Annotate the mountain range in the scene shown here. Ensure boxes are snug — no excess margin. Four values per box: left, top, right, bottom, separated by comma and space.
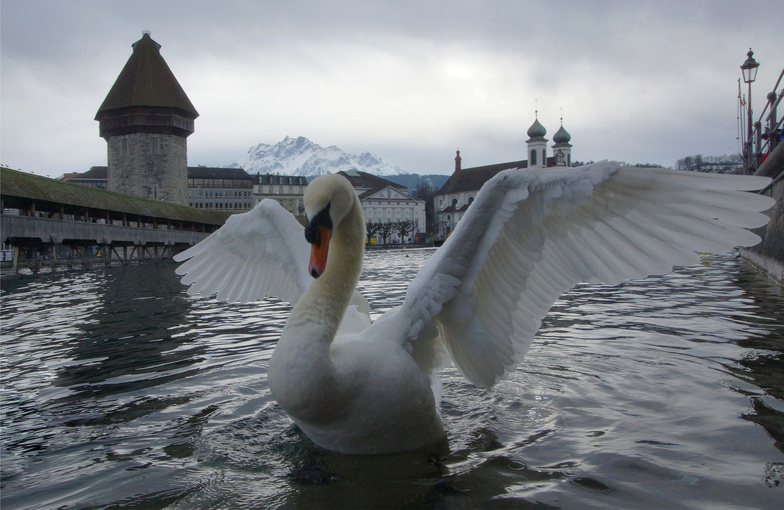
231, 136, 406, 178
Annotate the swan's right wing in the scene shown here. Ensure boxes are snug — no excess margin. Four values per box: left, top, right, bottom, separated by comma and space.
395, 162, 773, 387
174, 199, 312, 304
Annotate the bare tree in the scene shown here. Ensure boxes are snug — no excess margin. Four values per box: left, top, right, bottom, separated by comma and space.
376, 222, 395, 245
395, 219, 418, 244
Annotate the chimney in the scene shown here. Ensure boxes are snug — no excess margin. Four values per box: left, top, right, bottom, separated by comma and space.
455, 149, 462, 173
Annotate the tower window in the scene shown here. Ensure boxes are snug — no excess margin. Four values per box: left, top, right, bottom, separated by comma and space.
530, 149, 537, 166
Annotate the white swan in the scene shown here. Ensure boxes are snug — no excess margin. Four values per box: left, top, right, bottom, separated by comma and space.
174, 162, 773, 454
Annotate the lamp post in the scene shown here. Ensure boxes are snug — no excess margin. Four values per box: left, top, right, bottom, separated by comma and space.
740, 48, 760, 173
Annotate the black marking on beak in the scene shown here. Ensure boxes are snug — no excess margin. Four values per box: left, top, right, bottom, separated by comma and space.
305, 203, 332, 247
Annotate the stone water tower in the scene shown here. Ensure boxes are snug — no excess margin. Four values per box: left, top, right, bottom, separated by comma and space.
95, 32, 198, 205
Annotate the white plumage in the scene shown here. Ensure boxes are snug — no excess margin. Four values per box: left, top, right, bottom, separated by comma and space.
174, 161, 773, 454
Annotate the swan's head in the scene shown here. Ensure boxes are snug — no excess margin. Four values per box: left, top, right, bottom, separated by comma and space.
303, 174, 357, 278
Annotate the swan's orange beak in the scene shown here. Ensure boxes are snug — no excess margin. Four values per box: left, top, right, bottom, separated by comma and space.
309, 226, 330, 278
305, 204, 333, 278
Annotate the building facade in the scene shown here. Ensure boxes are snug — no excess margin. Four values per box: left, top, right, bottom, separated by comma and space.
253, 174, 308, 216
339, 171, 425, 243
435, 114, 572, 237
95, 32, 198, 206
188, 167, 254, 212
61, 167, 108, 189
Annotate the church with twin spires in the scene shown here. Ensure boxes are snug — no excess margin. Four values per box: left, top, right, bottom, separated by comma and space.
434, 113, 573, 237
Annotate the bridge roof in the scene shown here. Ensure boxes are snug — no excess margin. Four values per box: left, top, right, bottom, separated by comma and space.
1, 167, 228, 226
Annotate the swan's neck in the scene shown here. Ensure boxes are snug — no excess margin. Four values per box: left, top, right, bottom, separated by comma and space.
297, 197, 365, 339
269, 196, 365, 420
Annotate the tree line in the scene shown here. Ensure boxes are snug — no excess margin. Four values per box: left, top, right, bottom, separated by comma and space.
366, 219, 420, 245
572, 160, 665, 168
674, 154, 743, 174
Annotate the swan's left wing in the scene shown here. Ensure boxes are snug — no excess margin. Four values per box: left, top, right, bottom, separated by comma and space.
396, 162, 773, 388
174, 199, 312, 304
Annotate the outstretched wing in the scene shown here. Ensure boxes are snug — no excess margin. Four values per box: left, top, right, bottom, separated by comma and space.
174, 199, 312, 304
398, 162, 773, 387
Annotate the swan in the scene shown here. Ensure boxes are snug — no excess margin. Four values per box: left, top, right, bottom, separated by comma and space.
174, 162, 774, 455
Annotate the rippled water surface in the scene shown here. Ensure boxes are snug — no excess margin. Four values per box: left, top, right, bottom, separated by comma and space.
1, 249, 783, 509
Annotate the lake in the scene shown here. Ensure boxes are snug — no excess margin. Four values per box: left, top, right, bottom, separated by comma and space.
1, 248, 783, 509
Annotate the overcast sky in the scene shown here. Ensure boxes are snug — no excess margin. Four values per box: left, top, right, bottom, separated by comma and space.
2, 0, 782, 178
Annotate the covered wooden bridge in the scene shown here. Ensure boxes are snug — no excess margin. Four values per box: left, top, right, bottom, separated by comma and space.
1, 167, 230, 272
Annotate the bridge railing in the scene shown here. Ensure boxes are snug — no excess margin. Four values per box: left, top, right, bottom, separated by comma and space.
1, 215, 211, 246
745, 67, 784, 175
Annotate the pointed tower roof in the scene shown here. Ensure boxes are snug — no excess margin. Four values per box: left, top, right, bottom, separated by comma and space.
96, 32, 198, 118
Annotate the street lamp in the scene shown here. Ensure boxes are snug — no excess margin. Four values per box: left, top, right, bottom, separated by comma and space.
741, 48, 760, 173
741, 49, 759, 84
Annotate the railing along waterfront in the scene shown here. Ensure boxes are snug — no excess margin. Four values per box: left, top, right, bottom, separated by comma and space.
743, 66, 784, 176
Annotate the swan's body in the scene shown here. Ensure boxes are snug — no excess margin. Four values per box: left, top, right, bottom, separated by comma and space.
267, 178, 444, 452
175, 162, 774, 454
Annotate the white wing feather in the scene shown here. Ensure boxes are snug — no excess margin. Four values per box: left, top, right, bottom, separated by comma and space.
174, 199, 312, 304
398, 162, 773, 387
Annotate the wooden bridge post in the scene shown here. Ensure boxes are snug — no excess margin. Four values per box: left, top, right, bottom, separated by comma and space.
12, 246, 20, 273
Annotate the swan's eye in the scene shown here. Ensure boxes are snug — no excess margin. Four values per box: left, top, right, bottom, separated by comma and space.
305, 203, 332, 247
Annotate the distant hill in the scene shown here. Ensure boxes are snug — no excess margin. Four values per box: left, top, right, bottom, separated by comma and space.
386, 173, 450, 194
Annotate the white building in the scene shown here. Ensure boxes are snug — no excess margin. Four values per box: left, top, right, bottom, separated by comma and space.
340, 170, 426, 244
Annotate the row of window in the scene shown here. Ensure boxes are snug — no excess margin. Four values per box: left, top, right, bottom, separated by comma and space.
258, 176, 307, 186
438, 196, 475, 208
365, 208, 418, 217
190, 190, 252, 198
188, 178, 254, 188
189, 202, 253, 211
365, 200, 417, 206
254, 185, 305, 195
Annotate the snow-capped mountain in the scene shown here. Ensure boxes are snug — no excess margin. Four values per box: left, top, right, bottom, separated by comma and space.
233, 136, 406, 177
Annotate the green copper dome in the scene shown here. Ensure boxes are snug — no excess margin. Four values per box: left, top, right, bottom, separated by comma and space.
526, 117, 547, 139
553, 124, 571, 144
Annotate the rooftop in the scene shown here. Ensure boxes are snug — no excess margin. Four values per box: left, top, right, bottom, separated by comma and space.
338, 170, 409, 199
435, 160, 527, 196
187, 167, 253, 181
2, 167, 228, 226
95, 33, 198, 119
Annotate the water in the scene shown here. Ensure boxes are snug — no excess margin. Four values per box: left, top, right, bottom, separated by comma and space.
1, 249, 783, 509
